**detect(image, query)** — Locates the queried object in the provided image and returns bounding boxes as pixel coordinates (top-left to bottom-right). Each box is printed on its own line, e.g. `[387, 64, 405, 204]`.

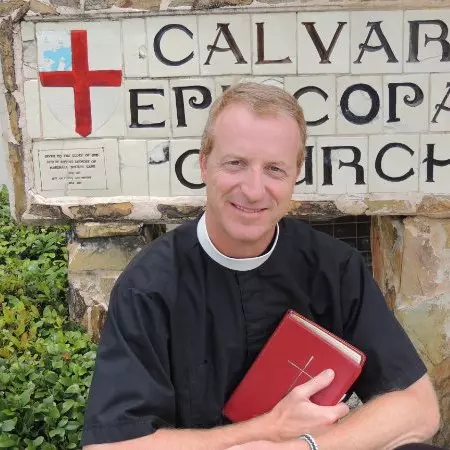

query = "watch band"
[298, 433, 319, 450]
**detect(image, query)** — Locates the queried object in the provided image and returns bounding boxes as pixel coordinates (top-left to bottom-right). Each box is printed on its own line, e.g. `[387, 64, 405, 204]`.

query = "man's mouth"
[231, 203, 267, 214]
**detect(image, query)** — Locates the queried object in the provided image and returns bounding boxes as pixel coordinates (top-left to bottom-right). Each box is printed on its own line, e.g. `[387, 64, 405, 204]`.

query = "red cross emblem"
[39, 30, 122, 137]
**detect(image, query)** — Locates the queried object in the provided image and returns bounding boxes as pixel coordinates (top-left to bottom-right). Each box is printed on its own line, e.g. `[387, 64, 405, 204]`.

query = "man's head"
[199, 82, 307, 258]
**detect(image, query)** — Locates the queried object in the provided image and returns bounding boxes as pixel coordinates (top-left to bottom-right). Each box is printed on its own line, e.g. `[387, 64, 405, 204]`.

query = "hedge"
[0, 186, 97, 449]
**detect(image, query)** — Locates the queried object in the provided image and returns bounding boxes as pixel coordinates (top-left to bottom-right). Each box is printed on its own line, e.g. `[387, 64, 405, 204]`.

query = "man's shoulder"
[116, 219, 199, 290]
[281, 217, 356, 265]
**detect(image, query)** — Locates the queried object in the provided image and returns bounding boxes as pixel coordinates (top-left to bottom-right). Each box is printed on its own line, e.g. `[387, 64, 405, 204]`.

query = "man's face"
[200, 103, 301, 256]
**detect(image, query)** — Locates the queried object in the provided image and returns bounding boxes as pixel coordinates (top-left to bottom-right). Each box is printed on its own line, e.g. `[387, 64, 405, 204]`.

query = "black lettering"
[340, 84, 380, 125]
[354, 22, 398, 64]
[154, 24, 194, 67]
[302, 22, 347, 63]
[172, 86, 212, 128]
[432, 82, 450, 123]
[423, 143, 450, 182]
[408, 20, 450, 63]
[129, 89, 165, 129]
[375, 143, 415, 182]
[295, 145, 314, 185]
[322, 146, 365, 186]
[294, 86, 329, 126]
[175, 149, 205, 189]
[256, 22, 292, 65]
[204, 23, 247, 65]
[387, 83, 424, 123]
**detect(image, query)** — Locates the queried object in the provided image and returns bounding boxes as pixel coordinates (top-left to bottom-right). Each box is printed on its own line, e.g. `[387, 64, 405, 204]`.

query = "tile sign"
[23, 10, 450, 198]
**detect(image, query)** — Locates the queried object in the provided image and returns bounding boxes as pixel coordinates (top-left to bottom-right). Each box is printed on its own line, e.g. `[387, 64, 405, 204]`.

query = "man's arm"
[83, 370, 349, 450]
[228, 373, 441, 450]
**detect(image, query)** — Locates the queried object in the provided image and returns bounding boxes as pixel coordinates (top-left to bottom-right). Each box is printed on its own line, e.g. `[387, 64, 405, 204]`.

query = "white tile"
[317, 136, 368, 194]
[285, 75, 336, 136]
[37, 23, 124, 138]
[297, 12, 350, 74]
[147, 140, 171, 196]
[369, 134, 419, 193]
[122, 19, 149, 78]
[147, 16, 200, 78]
[125, 80, 170, 138]
[420, 134, 450, 194]
[170, 78, 215, 138]
[33, 139, 121, 197]
[383, 74, 429, 133]
[215, 76, 284, 97]
[24, 80, 41, 138]
[40, 86, 77, 138]
[170, 139, 205, 196]
[429, 74, 450, 132]
[337, 75, 383, 134]
[22, 22, 37, 79]
[404, 10, 450, 73]
[199, 15, 251, 76]
[119, 140, 149, 196]
[350, 11, 403, 74]
[251, 13, 296, 75]
[294, 137, 317, 194]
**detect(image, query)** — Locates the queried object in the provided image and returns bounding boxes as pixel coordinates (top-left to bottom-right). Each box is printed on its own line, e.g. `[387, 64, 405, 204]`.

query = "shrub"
[0, 186, 97, 449]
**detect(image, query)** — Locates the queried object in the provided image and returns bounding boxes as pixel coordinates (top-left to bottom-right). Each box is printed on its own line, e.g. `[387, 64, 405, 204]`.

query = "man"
[82, 83, 441, 450]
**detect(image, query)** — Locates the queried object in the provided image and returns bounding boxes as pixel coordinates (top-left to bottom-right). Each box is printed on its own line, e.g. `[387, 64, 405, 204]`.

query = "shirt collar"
[196, 213, 279, 272]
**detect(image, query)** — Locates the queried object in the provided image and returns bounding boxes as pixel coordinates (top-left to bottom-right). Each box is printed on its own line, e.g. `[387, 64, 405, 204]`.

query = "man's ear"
[199, 151, 207, 184]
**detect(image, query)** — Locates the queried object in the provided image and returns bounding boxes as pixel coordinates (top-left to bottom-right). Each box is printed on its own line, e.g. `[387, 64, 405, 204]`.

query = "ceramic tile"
[297, 12, 350, 74]
[170, 139, 205, 196]
[125, 80, 171, 138]
[22, 22, 37, 79]
[122, 19, 149, 78]
[294, 137, 317, 194]
[24, 80, 41, 138]
[147, 140, 171, 196]
[147, 16, 200, 78]
[33, 139, 121, 197]
[429, 74, 450, 132]
[337, 75, 383, 134]
[317, 136, 368, 194]
[251, 13, 296, 75]
[404, 10, 450, 73]
[37, 22, 124, 138]
[285, 75, 336, 136]
[368, 134, 419, 193]
[214, 76, 284, 97]
[198, 14, 251, 76]
[170, 78, 215, 138]
[119, 140, 149, 196]
[351, 11, 403, 74]
[420, 134, 450, 194]
[383, 74, 429, 133]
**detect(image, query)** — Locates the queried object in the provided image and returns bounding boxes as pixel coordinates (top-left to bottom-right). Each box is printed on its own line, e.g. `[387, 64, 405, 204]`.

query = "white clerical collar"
[197, 213, 279, 271]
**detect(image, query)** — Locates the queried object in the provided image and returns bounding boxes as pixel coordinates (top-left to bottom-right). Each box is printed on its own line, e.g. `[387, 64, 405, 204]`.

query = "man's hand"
[265, 369, 350, 441]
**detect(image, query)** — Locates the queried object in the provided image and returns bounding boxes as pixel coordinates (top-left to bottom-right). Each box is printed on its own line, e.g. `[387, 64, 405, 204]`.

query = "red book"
[223, 309, 366, 423]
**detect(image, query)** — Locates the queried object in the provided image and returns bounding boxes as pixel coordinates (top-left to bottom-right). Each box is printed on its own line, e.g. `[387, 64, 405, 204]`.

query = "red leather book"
[223, 309, 366, 423]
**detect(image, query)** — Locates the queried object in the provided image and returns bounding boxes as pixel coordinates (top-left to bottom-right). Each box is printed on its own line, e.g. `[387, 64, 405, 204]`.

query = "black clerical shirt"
[81, 217, 426, 445]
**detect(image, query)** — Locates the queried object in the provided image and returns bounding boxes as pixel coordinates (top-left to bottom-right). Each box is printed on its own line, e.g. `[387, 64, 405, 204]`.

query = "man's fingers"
[329, 401, 350, 421]
[292, 369, 335, 398]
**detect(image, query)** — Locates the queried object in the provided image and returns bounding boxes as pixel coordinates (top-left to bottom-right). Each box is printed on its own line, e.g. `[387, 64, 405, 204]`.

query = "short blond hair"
[200, 82, 307, 169]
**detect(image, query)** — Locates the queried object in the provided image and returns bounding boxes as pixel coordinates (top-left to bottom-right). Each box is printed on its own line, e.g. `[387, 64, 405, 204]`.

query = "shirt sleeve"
[81, 277, 175, 445]
[340, 250, 427, 403]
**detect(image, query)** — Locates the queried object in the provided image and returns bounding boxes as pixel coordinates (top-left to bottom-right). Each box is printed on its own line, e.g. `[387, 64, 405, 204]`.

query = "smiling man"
[82, 83, 441, 450]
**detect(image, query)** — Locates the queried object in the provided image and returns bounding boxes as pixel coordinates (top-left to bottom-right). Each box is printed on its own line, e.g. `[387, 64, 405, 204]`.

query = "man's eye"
[226, 160, 243, 167]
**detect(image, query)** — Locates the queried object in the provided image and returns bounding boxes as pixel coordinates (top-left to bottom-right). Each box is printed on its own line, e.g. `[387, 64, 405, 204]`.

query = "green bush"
[0, 186, 97, 449]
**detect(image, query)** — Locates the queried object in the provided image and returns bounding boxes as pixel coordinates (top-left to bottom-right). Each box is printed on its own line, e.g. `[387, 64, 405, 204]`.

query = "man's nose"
[240, 167, 266, 202]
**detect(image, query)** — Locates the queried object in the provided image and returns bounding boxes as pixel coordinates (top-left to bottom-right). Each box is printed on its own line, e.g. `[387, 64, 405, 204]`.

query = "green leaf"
[32, 436, 44, 446]
[1, 418, 17, 432]
[19, 389, 32, 406]
[65, 384, 80, 395]
[0, 435, 19, 448]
